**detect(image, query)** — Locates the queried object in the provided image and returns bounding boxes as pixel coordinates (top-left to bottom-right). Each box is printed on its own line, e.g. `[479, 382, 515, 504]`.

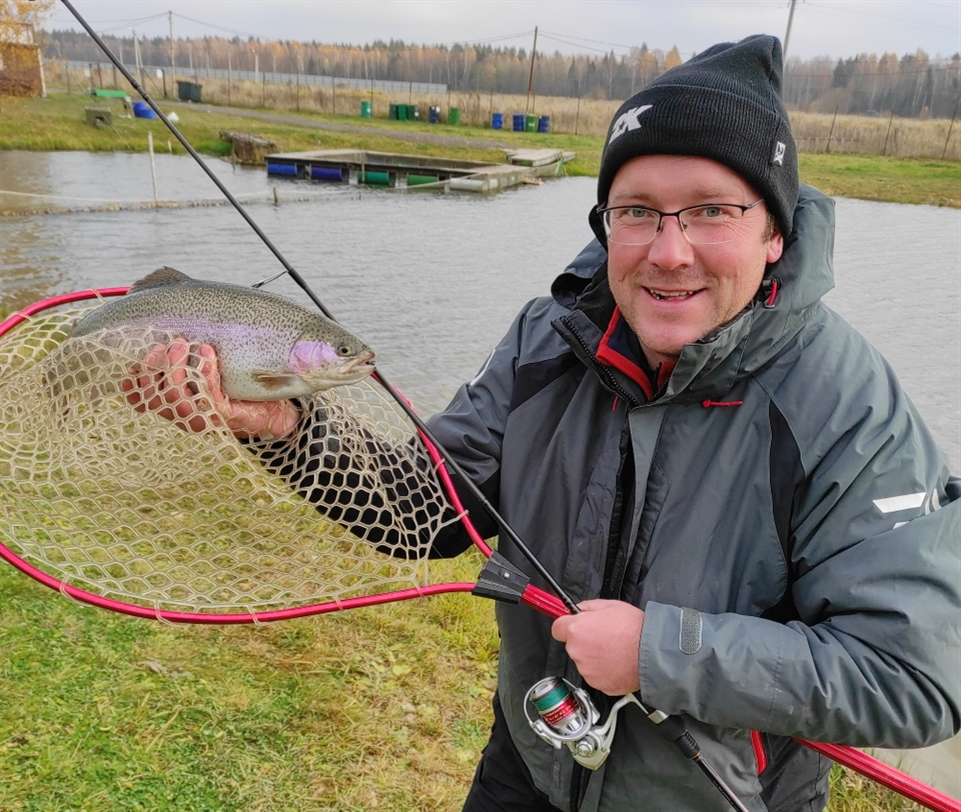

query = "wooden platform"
[264, 148, 576, 192]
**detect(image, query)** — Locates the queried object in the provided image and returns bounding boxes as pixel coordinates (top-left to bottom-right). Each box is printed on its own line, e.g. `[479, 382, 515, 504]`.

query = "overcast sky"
[49, 1, 960, 62]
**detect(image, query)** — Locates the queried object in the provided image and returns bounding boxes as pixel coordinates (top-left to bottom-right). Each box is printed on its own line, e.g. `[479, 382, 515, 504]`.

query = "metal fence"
[66, 60, 446, 95]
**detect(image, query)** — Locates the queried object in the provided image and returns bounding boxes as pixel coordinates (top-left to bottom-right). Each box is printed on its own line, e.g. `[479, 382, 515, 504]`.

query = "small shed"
[0, 40, 44, 97]
[220, 131, 278, 166]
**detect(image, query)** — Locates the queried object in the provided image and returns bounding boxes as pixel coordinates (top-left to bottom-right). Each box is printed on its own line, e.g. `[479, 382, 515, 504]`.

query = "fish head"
[289, 335, 375, 390]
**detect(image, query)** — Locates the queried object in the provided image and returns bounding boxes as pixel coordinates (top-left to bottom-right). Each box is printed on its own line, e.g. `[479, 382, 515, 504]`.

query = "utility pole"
[133, 29, 143, 87]
[525, 26, 538, 115]
[783, 0, 797, 62]
[168, 10, 175, 80]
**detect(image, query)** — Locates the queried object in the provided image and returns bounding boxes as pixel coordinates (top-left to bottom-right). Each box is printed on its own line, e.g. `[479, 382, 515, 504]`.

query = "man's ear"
[766, 226, 784, 264]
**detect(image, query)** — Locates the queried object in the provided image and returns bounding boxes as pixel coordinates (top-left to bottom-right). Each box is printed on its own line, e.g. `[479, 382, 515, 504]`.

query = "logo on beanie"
[608, 104, 653, 145]
[772, 141, 786, 166]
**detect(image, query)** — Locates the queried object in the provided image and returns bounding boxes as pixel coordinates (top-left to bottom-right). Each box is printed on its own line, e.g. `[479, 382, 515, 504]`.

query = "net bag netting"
[0, 300, 457, 615]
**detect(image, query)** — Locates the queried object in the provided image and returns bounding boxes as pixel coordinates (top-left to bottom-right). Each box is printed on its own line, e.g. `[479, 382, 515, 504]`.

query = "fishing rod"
[55, 4, 755, 809]
[54, 0, 577, 614]
[53, 6, 959, 812]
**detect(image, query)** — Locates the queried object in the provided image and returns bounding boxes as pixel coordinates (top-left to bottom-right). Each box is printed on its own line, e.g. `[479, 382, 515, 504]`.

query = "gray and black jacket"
[422, 185, 961, 811]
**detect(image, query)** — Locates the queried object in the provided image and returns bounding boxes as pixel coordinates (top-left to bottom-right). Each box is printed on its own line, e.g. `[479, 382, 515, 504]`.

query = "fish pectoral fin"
[251, 370, 301, 390]
[129, 267, 191, 293]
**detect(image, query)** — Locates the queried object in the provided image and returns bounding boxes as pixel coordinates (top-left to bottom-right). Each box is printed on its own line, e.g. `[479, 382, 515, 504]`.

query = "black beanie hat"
[591, 34, 798, 242]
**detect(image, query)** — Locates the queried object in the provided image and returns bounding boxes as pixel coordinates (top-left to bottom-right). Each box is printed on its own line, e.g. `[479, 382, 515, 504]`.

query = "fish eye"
[337, 345, 352, 356]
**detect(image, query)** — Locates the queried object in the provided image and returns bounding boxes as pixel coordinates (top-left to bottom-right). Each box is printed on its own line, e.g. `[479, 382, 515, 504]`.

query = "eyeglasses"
[597, 200, 765, 246]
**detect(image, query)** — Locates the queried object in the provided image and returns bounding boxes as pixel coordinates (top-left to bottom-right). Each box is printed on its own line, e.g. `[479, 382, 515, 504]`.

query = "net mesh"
[0, 299, 455, 615]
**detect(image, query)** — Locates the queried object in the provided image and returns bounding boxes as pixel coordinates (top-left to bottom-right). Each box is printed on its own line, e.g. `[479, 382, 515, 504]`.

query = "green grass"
[0, 551, 499, 812]
[799, 153, 961, 208]
[0, 557, 930, 811]
[1, 93, 957, 206]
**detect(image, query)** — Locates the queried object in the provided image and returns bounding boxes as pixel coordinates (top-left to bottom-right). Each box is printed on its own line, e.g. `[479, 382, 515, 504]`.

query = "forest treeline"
[44, 28, 961, 119]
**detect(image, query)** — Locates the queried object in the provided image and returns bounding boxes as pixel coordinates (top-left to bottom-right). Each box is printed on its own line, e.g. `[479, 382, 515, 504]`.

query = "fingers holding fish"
[123, 339, 220, 434]
[184, 343, 301, 440]
[220, 395, 301, 441]
[122, 340, 300, 440]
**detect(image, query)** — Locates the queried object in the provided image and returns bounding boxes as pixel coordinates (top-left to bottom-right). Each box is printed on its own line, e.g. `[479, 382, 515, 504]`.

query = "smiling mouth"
[646, 288, 698, 301]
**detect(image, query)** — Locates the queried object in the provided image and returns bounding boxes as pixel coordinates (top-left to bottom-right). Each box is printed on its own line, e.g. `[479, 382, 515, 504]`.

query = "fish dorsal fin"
[128, 267, 192, 294]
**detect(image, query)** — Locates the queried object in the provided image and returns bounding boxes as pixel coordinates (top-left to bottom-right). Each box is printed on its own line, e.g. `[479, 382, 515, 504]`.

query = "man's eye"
[699, 206, 728, 219]
[622, 207, 656, 220]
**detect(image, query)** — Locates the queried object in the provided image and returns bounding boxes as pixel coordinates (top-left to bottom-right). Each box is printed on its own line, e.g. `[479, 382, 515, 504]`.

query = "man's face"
[605, 155, 784, 368]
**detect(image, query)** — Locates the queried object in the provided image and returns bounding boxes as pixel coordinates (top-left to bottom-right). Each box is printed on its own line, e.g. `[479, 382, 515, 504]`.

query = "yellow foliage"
[0, 0, 55, 43]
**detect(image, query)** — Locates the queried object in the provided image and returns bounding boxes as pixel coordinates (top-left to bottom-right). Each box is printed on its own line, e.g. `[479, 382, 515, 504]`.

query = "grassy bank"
[1, 94, 958, 206]
[0, 559, 927, 812]
[799, 153, 960, 208]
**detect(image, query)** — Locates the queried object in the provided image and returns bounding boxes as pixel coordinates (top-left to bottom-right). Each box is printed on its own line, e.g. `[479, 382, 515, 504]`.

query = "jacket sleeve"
[639, 348, 961, 748]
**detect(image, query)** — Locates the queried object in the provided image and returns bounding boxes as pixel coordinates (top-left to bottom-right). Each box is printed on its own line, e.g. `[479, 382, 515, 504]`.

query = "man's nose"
[647, 215, 695, 267]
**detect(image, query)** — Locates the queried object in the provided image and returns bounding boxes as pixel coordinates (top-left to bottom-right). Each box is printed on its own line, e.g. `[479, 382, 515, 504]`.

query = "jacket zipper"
[559, 315, 640, 408]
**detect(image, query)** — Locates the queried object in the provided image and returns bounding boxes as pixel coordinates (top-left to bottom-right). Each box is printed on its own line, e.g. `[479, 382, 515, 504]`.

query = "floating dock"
[264, 148, 576, 192]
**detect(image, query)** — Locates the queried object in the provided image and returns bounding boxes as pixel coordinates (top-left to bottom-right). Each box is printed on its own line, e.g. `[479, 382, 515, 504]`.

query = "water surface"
[2, 151, 957, 468]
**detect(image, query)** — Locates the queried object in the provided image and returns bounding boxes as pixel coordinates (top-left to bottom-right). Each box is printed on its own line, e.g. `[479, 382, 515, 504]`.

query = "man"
[132, 35, 959, 812]
[419, 34, 959, 812]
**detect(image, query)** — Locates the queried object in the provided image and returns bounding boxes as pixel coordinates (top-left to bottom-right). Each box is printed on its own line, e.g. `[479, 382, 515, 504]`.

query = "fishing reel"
[524, 676, 643, 770]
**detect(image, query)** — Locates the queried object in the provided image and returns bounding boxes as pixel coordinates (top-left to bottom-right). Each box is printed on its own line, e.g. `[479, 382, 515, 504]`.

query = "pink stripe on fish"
[289, 340, 339, 372]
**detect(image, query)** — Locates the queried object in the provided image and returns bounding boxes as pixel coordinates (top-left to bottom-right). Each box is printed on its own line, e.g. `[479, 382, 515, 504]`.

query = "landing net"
[0, 297, 455, 616]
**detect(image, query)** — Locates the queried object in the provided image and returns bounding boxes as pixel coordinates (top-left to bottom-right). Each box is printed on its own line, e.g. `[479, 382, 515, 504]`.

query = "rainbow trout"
[67, 267, 375, 400]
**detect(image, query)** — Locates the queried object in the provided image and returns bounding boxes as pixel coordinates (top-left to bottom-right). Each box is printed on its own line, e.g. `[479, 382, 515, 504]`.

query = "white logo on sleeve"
[873, 490, 942, 528]
[608, 105, 653, 144]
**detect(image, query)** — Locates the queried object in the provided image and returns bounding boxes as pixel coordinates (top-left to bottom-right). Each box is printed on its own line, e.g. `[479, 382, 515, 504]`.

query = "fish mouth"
[339, 351, 376, 377]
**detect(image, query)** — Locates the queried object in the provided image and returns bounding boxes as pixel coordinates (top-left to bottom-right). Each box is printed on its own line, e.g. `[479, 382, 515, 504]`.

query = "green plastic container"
[359, 170, 392, 186]
[407, 174, 440, 186]
[396, 104, 408, 121]
[448, 107, 461, 125]
[360, 100, 372, 118]
[388, 103, 398, 120]
[176, 81, 202, 103]
[525, 115, 538, 132]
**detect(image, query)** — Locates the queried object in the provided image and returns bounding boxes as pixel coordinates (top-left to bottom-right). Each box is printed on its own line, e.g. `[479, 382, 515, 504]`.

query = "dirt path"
[168, 101, 515, 150]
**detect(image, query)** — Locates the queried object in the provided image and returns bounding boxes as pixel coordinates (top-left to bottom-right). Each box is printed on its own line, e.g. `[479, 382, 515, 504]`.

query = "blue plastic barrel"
[266, 162, 298, 176]
[491, 113, 504, 130]
[512, 114, 525, 132]
[538, 115, 550, 133]
[311, 166, 344, 182]
[132, 101, 156, 120]
[428, 106, 441, 124]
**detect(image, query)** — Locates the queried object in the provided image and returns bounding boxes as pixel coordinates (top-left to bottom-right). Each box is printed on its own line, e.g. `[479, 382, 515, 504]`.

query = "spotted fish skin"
[68, 267, 375, 400]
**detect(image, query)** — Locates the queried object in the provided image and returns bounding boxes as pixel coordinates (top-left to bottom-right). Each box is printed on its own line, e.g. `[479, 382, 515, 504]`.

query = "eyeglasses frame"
[597, 199, 766, 246]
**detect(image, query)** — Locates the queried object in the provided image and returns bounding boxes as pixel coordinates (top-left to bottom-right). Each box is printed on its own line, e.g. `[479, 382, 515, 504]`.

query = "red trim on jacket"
[595, 308, 676, 400]
[596, 307, 654, 399]
[751, 731, 768, 774]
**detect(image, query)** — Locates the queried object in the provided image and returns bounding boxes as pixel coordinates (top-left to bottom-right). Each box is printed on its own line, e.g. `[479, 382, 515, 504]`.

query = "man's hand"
[551, 599, 644, 696]
[122, 339, 300, 440]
